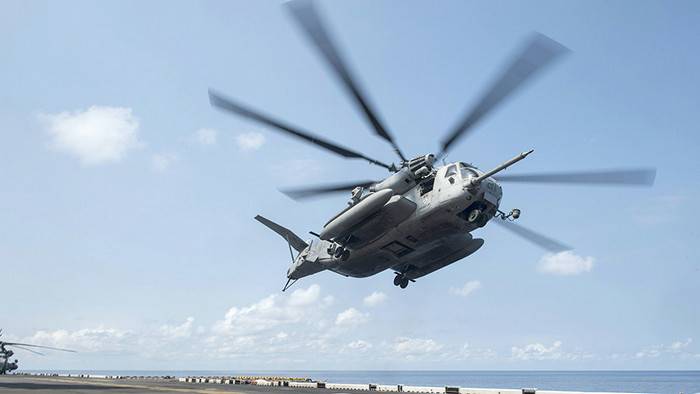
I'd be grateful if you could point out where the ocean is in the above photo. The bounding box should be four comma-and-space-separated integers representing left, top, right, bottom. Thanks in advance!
25, 370, 699, 394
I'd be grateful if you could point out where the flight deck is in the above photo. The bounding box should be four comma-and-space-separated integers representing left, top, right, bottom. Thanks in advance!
0, 374, 643, 394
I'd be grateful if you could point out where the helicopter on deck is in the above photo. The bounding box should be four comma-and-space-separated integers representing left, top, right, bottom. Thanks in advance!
0, 329, 76, 374
209, 0, 656, 290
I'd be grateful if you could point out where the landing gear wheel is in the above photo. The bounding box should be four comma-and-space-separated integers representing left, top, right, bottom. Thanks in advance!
334, 246, 345, 259
393, 274, 402, 286
341, 249, 350, 261
468, 209, 482, 223
399, 278, 409, 289
476, 213, 490, 228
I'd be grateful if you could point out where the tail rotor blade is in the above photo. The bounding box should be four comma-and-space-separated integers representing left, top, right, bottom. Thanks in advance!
280, 180, 375, 200
209, 90, 393, 171
494, 168, 656, 186
493, 219, 572, 252
286, 0, 407, 162
440, 33, 569, 155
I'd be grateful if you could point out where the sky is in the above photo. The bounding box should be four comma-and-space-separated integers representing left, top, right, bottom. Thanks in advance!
1, 0, 699, 371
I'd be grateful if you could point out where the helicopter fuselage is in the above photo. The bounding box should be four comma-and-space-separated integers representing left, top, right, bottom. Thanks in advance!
287, 160, 503, 285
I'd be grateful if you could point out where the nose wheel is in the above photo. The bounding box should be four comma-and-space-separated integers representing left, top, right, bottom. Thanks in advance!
393, 273, 411, 289
333, 246, 350, 261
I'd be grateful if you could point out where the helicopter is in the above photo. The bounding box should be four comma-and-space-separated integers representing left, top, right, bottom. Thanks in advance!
0, 329, 76, 374
209, 0, 656, 291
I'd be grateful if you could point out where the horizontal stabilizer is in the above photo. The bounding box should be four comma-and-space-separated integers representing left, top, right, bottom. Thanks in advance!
255, 215, 308, 252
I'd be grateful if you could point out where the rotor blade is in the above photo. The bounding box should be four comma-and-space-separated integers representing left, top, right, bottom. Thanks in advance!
280, 180, 375, 200
493, 219, 572, 252
4, 342, 76, 353
494, 168, 656, 186
209, 90, 393, 171
12, 345, 45, 356
286, 0, 407, 162
440, 33, 569, 155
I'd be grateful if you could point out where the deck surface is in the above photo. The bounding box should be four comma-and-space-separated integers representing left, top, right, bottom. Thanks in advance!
0, 375, 326, 394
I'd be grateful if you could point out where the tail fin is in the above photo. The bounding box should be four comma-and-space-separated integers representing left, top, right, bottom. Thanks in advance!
254, 215, 308, 252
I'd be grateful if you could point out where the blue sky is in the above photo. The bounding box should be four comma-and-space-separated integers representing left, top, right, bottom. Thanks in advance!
1, 0, 699, 370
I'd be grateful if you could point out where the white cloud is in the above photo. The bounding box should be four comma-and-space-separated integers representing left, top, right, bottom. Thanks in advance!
363, 291, 387, 307
459, 342, 497, 360
449, 280, 482, 297
213, 284, 327, 336
272, 332, 288, 342
151, 152, 177, 172
195, 128, 218, 146
235, 132, 265, 151
41, 106, 141, 165
669, 338, 693, 352
393, 337, 443, 357
346, 340, 373, 352
636, 338, 694, 359
538, 251, 594, 276
335, 308, 369, 327
159, 317, 194, 340
510, 340, 591, 361
511, 340, 564, 361
25, 326, 136, 353
288, 284, 321, 307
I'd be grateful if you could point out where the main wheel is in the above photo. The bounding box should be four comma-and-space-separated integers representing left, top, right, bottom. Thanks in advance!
334, 246, 345, 258
341, 249, 350, 261
476, 213, 490, 227
468, 209, 482, 223
399, 278, 409, 289
393, 274, 402, 286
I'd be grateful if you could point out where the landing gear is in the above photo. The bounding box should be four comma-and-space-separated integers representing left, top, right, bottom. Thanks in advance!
393, 273, 410, 289
467, 208, 489, 228
467, 209, 482, 222
332, 245, 351, 261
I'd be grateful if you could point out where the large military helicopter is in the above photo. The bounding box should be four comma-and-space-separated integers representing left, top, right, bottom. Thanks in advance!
209, 0, 656, 290
0, 329, 76, 374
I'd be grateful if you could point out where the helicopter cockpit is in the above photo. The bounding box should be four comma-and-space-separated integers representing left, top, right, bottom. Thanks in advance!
458, 162, 481, 180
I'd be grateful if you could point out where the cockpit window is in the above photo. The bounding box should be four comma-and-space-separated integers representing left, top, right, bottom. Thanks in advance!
445, 165, 458, 178
459, 162, 478, 178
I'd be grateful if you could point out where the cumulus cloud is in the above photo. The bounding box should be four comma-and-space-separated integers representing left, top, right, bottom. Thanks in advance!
510, 340, 591, 361
346, 340, 373, 352
635, 338, 694, 359
459, 342, 497, 360
235, 132, 265, 151
41, 106, 142, 165
213, 284, 326, 336
151, 152, 177, 172
363, 291, 387, 307
449, 280, 482, 297
159, 317, 194, 340
511, 340, 564, 361
195, 128, 218, 146
393, 337, 443, 357
538, 251, 594, 275
288, 284, 322, 307
25, 326, 136, 353
335, 308, 369, 327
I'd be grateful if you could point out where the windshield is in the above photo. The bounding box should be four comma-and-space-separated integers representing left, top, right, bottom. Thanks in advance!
459, 162, 479, 179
